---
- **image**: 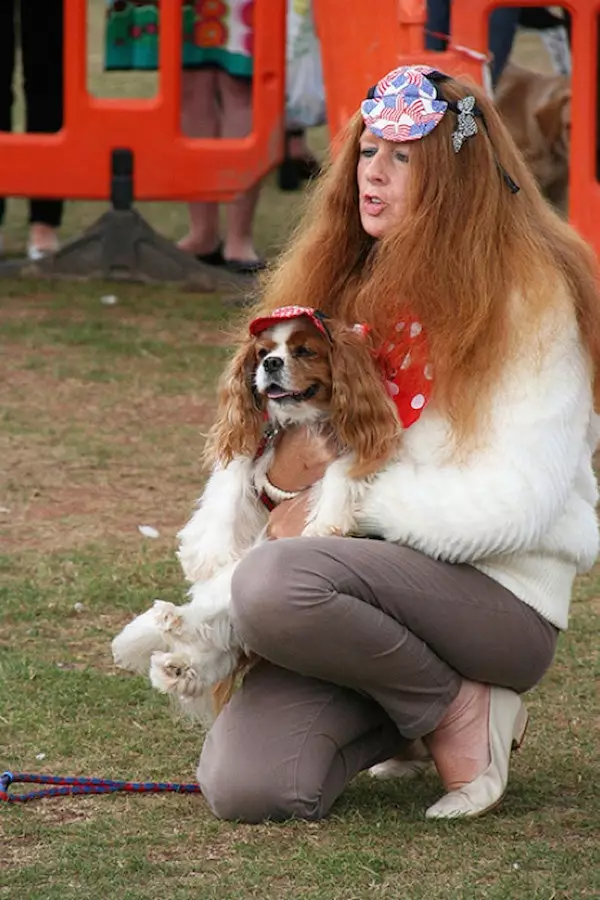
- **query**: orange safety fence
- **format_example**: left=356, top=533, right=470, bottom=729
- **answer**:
left=1, top=1, right=599, bottom=262
left=314, top=0, right=600, bottom=261
left=0, top=0, right=286, bottom=203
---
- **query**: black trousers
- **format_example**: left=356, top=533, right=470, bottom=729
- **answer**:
left=0, top=0, right=64, bottom=227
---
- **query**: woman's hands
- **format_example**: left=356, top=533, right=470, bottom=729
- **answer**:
left=266, top=493, right=312, bottom=539
left=265, top=426, right=338, bottom=539
left=267, top=426, right=338, bottom=491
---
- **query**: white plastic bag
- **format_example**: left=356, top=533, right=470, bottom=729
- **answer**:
left=286, top=1, right=326, bottom=128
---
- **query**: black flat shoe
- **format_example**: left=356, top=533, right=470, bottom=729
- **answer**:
left=295, top=156, right=321, bottom=180
left=195, top=244, right=225, bottom=266
left=223, top=256, right=267, bottom=275
left=277, top=155, right=321, bottom=192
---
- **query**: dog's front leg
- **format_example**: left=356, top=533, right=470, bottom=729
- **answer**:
left=302, top=456, right=365, bottom=538
left=149, top=564, right=244, bottom=713
left=111, top=603, right=174, bottom=674
left=177, top=456, right=265, bottom=583
left=111, top=557, right=244, bottom=676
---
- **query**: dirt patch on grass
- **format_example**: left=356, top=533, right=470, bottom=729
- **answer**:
left=116, top=312, right=237, bottom=346
left=0, top=294, right=60, bottom=320
left=1, top=336, right=218, bottom=552
left=1, top=468, right=203, bottom=553
left=0, top=833, right=45, bottom=869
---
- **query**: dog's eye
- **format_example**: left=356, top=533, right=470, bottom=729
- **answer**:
left=257, top=348, right=268, bottom=360
left=293, top=345, right=316, bottom=358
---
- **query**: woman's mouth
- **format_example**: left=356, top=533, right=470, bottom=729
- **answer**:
left=363, top=194, right=386, bottom=216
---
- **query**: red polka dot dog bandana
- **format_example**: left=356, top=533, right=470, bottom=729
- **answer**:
left=377, top=314, right=433, bottom=428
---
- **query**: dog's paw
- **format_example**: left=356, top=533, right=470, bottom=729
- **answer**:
left=302, top=505, right=357, bottom=538
left=150, top=651, right=204, bottom=698
left=301, top=481, right=358, bottom=539
left=150, top=635, right=240, bottom=698
left=301, top=519, right=345, bottom=538
left=152, top=600, right=185, bottom=633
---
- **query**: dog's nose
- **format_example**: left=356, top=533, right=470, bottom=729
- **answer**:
left=263, top=356, right=284, bottom=374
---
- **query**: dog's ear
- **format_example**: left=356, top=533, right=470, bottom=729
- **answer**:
left=203, top=339, right=265, bottom=467
left=327, top=324, right=401, bottom=478
left=536, top=89, right=571, bottom=143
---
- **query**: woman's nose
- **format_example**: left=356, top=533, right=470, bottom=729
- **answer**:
left=366, top=157, right=387, bottom=183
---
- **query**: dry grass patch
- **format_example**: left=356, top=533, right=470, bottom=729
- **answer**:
left=1, top=286, right=228, bottom=553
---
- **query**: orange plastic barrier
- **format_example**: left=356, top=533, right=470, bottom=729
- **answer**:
left=314, top=0, right=600, bottom=261
left=0, top=0, right=286, bottom=203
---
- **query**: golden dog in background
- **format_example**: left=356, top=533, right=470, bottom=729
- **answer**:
left=495, top=63, right=571, bottom=209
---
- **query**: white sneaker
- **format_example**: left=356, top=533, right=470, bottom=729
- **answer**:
left=368, top=739, right=432, bottom=780
left=27, top=242, right=59, bottom=261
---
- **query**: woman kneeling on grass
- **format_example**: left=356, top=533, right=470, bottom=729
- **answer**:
left=197, top=65, right=600, bottom=822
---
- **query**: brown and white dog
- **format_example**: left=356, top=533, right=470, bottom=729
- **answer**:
left=495, top=63, right=571, bottom=208
left=111, top=307, right=400, bottom=718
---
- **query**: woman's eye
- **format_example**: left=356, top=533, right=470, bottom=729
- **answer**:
left=359, top=147, right=377, bottom=158
left=293, top=345, right=315, bottom=358
left=395, top=151, right=409, bottom=163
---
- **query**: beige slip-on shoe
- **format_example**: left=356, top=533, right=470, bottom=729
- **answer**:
left=425, top=686, right=529, bottom=820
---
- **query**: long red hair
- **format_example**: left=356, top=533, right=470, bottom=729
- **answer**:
left=246, top=75, right=600, bottom=444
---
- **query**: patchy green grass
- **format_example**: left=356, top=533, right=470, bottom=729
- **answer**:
left=0, top=280, right=599, bottom=899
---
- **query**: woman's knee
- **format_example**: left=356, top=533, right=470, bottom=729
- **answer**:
left=230, top=540, right=323, bottom=648
left=197, top=731, right=326, bottom=823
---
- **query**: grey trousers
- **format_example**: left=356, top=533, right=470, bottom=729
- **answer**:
left=198, top=538, right=558, bottom=822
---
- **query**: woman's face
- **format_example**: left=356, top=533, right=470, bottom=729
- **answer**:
left=357, top=132, right=411, bottom=239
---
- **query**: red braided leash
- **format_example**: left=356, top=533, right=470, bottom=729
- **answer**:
left=1, top=771, right=202, bottom=804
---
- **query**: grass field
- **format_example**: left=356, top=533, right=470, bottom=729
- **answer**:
left=1, top=278, right=599, bottom=900
left=1, top=7, right=598, bottom=900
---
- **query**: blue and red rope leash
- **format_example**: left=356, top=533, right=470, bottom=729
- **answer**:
left=0, top=771, right=203, bottom=804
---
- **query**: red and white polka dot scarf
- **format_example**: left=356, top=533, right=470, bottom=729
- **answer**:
left=376, top=313, right=433, bottom=428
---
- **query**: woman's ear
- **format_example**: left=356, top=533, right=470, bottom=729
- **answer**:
left=204, top=339, right=265, bottom=467
left=328, top=323, right=401, bottom=477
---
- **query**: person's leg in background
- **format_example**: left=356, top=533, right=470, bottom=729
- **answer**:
left=425, top=0, right=451, bottom=51
left=177, top=68, right=222, bottom=261
left=279, top=1, right=323, bottom=192
left=20, top=0, right=64, bottom=258
left=425, top=2, right=520, bottom=87
left=218, top=70, right=264, bottom=271
left=177, top=69, right=264, bottom=271
left=488, top=7, right=521, bottom=86
left=0, top=1, right=16, bottom=255
left=278, top=127, right=321, bottom=192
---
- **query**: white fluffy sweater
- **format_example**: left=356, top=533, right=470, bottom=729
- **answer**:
left=356, top=301, right=599, bottom=630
